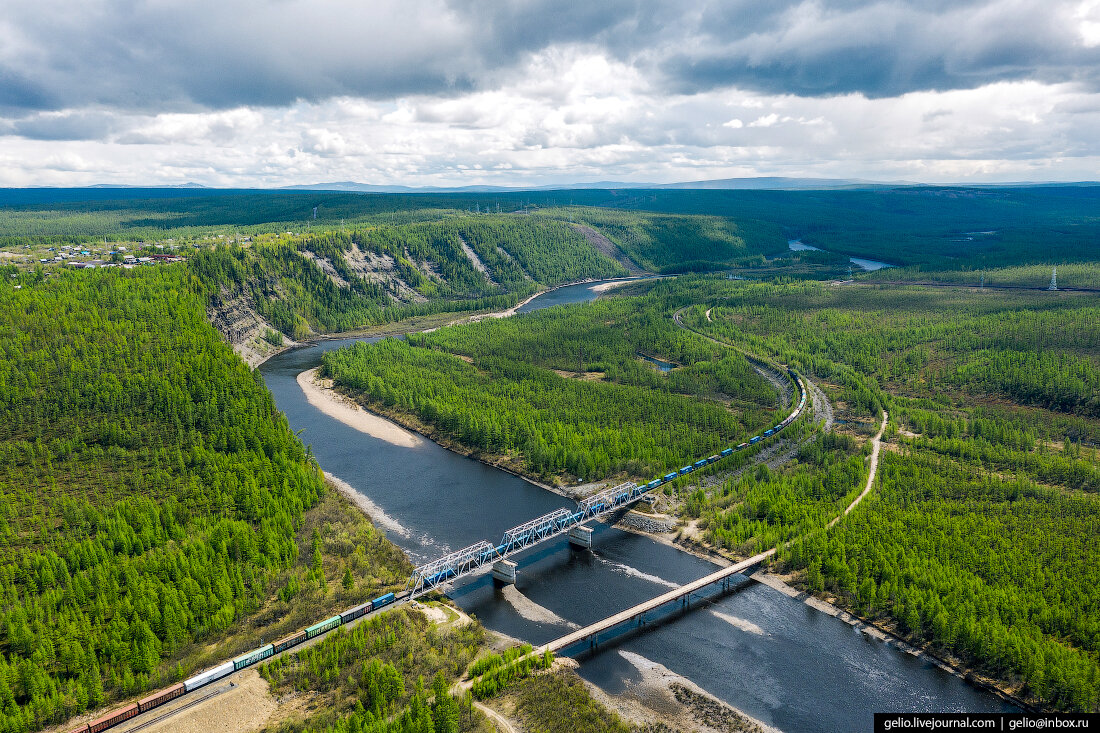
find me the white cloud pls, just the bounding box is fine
[748,114,780,128]
[1078,0,1100,46]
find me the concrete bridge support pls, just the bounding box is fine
[491,560,517,585]
[567,524,594,549]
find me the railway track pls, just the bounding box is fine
[117,682,235,732]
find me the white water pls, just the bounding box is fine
[708,609,767,636]
[596,555,679,589]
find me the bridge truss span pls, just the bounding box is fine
[501,507,574,550]
[578,482,639,518]
[409,541,497,594]
[406,367,808,599]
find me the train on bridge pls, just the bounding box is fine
[408,370,808,597]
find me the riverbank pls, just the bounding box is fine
[246,277,652,370]
[298,365,589,500]
[298,368,423,448]
[751,570,1035,713]
[588,651,779,733]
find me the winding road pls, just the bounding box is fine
[830,410,888,527]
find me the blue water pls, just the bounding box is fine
[788,239,895,271]
[788,240,822,252]
[638,352,675,372]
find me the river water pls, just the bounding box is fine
[259,281,1015,732]
[788,240,894,272]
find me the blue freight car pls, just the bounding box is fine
[663,472,677,482]
[646,479,661,489]
[750,436,762,444]
[372,592,396,609]
[721,448,733,457]
[679,466,693,475]
[693,459,708,469]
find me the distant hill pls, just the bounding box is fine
[280,176,913,193]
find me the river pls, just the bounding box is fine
[788,240,895,271]
[259,282,1015,732]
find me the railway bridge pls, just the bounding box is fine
[406,372,807,598]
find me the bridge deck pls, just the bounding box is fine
[541,548,776,653]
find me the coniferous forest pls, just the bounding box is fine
[0,188,1098,732]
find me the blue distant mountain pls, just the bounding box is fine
[277,177,916,193]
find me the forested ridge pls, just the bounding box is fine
[188,216,626,342]
[0,267,412,733]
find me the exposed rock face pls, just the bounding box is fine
[570,223,648,275]
[206,289,295,368]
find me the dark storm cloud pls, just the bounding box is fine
[10,112,118,141]
[0,0,1096,116]
[663,1,1100,98]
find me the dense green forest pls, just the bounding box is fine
[259,608,487,733]
[540,207,779,272]
[0,267,413,733]
[5,184,1094,275]
[663,274,1100,711]
[322,296,778,483]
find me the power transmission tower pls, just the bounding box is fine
[1048,267,1058,291]
[980,273,984,289]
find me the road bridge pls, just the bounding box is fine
[541,548,776,653]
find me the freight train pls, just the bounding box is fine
[661,371,806,481]
[420,372,810,590]
[66,592,398,733]
[67,372,809,733]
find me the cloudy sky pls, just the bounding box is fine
[2,0,1099,187]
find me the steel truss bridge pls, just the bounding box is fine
[407,481,644,597]
[406,373,808,599]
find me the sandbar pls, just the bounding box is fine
[297,367,423,449]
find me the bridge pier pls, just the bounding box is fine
[567,524,594,549]
[491,560,517,585]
